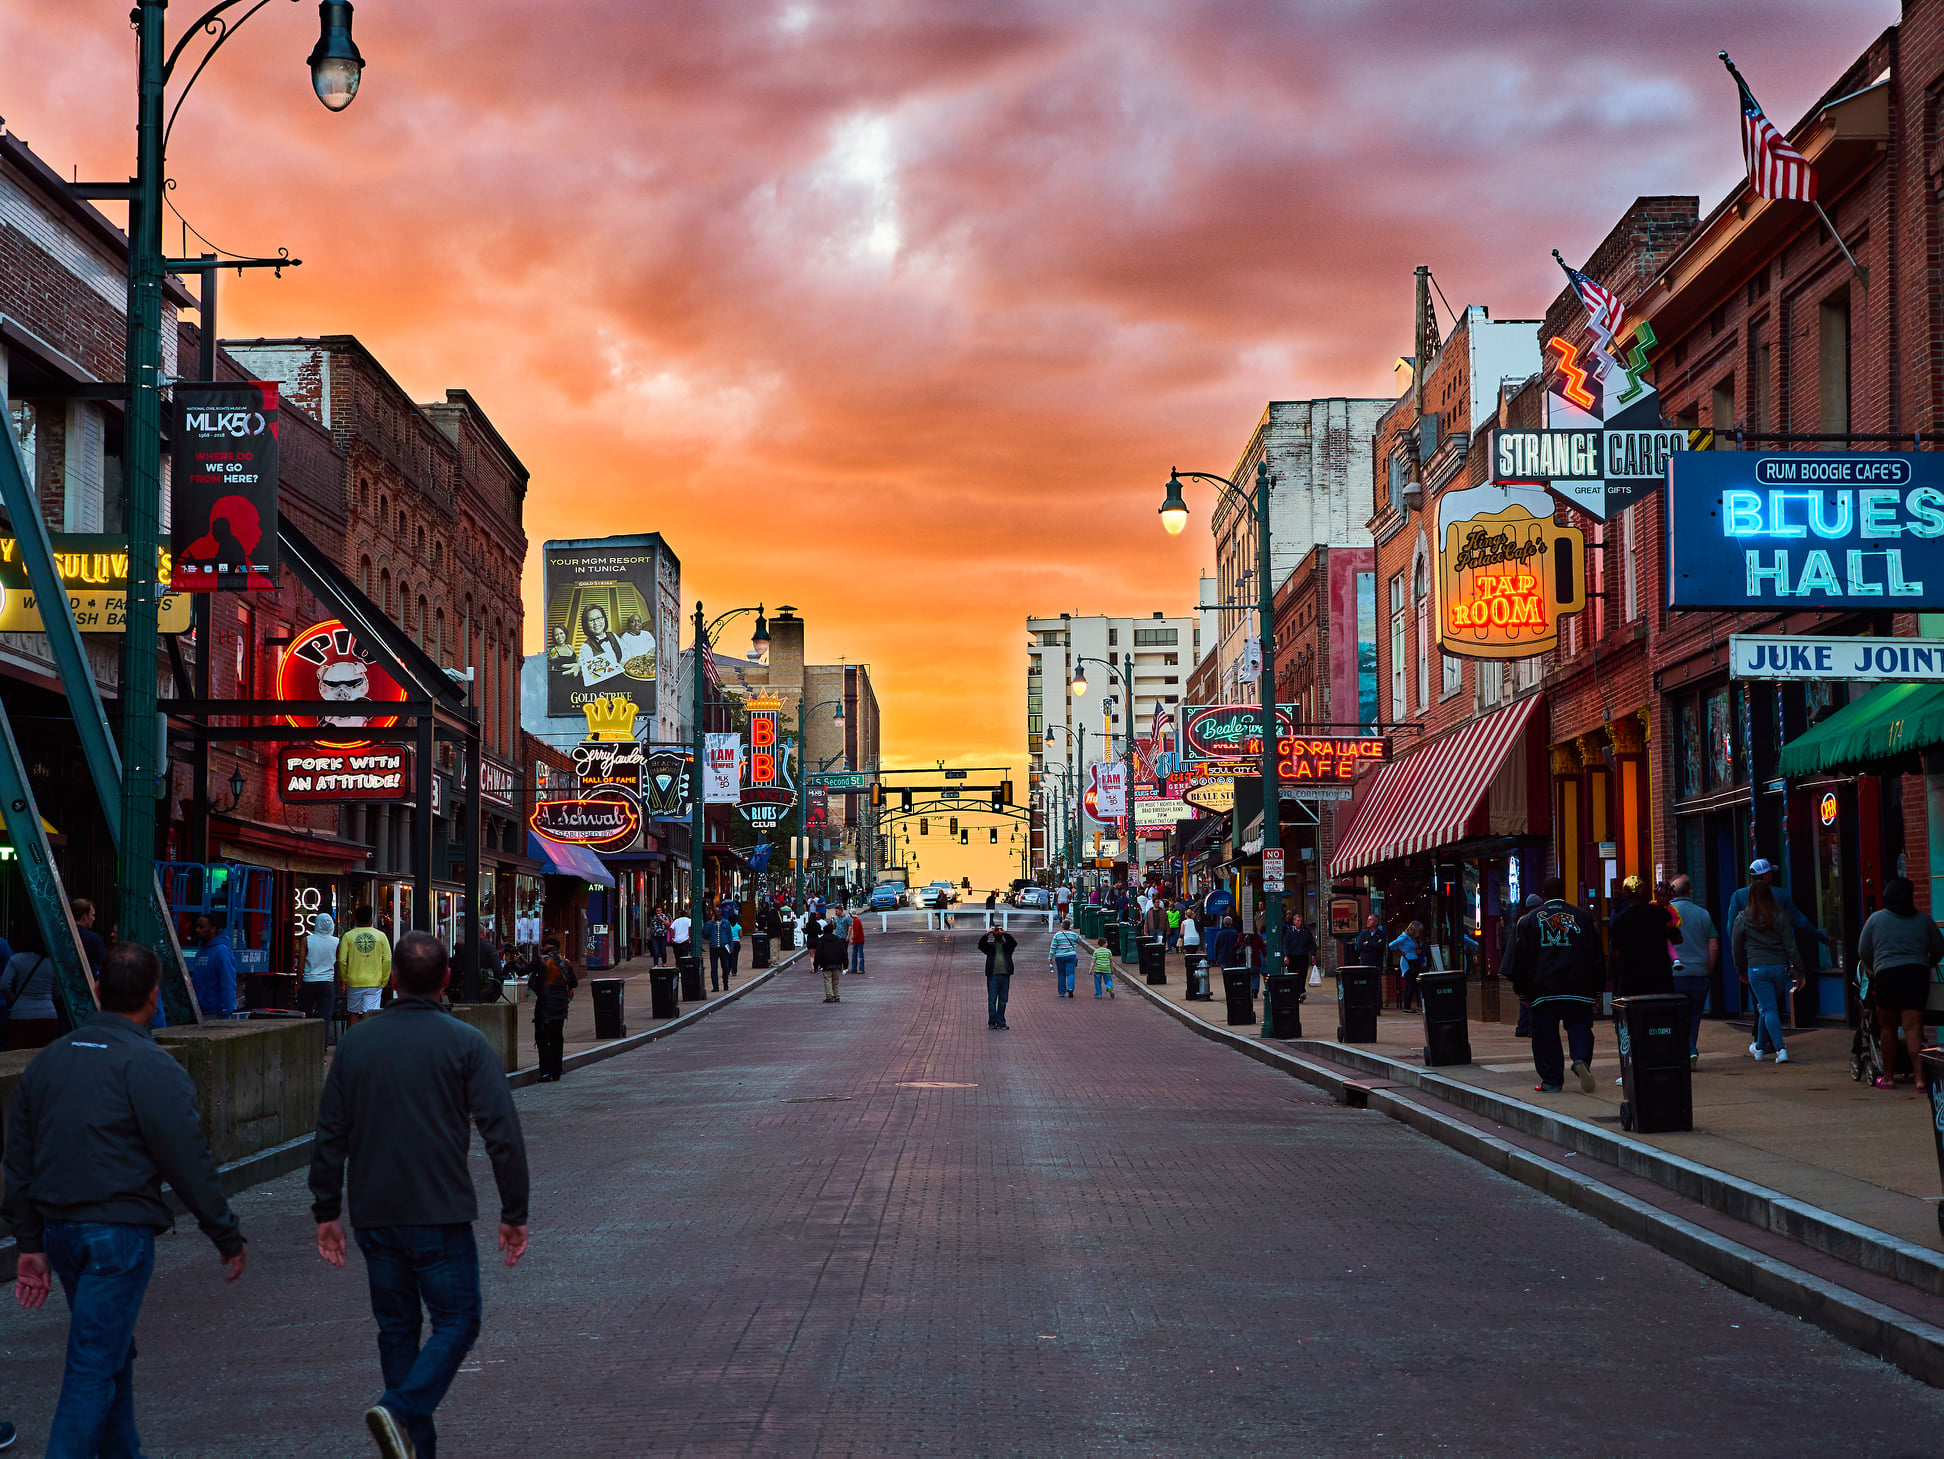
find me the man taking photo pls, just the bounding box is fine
[310,931,530,1459]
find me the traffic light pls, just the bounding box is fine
[871,783,883,807]
[919,818,928,836]
[989,828,998,844]
[960,829,969,845]
[901,789,913,810]
[949,817,958,836]
[993,780,1012,811]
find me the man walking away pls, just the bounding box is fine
[815,919,847,1003]
[7,943,245,1457]
[527,936,577,1083]
[303,912,341,1023]
[70,898,105,975]
[1049,919,1085,998]
[1504,877,1604,1094]
[848,910,867,973]
[1668,876,1718,1068]
[337,906,392,1026]
[979,925,1017,1027]
[311,931,529,1459]
[188,913,239,1019]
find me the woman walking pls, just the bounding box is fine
[527,935,577,1082]
[1049,919,1086,998]
[1731,881,1804,1064]
[648,903,670,967]
[1857,875,1943,1089]
[1389,921,1427,1012]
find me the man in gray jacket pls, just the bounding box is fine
[5,942,246,1456]
[310,930,529,1459]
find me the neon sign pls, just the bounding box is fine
[1437,482,1585,660]
[276,619,407,748]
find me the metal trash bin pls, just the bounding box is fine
[1221,966,1254,1026]
[591,977,626,1039]
[1183,952,1209,1000]
[1264,973,1303,1039]
[1335,964,1380,1043]
[751,933,772,969]
[677,951,704,1001]
[648,968,680,1020]
[1923,1050,1944,1240]
[1140,940,1167,986]
[779,922,797,950]
[1418,969,1471,1066]
[1613,992,1694,1133]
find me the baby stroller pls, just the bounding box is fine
[1848,953,1917,1085]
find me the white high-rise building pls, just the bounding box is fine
[1026,610,1199,876]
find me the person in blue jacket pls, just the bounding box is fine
[1389,920,1427,1012]
[188,913,238,1017]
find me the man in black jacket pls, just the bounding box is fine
[311,931,530,1459]
[1502,876,1606,1094]
[978,927,1018,1028]
[5,942,245,1457]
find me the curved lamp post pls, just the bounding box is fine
[1069,656,1138,894]
[112,0,366,960]
[1158,460,1287,1027]
[1043,722,1082,874]
[690,602,769,928]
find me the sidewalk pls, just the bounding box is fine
[1112,948,1944,1252]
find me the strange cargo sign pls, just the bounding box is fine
[1667,453,1944,610]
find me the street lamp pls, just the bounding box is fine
[1045,722,1083,874]
[691,602,768,933]
[794,697,847,910]
[107,0,366,964]
[1158,458,1286,1031]
[1072,655,1136,894]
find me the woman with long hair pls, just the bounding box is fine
[1731,881,1803,1063]
[1389,920,1427,1012]
[1857,876,1944,1090]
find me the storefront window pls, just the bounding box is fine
[1678,698,1702,799]
[1706,688,1736,791]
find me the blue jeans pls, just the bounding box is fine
[355,1224,483,1459]
[987,974,1011,1025]
[650,935,667,965]
[1672,973,1711,1056]
[1530,1002,1595,1090]
[1746,964,1793,1054]
[849,943,866,972]
[44,1221,156,1459]
[1094,963,1114,996]
[1055,955,1076,995]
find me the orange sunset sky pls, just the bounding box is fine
[3,0,1886,780]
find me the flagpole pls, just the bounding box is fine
[1721,51,1866,286]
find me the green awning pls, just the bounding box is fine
[1777,682,1944,778]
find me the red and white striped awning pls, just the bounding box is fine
[1332,696,1543,877]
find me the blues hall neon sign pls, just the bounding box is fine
[1667,453,1944,610]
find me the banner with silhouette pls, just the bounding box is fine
[169,382,279,592]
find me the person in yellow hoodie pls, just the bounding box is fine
[336,905,392,1025]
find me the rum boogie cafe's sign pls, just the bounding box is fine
[1668,453,1944,610]
[1729,635,1944,682]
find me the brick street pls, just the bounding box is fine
[6,928,1943,1456]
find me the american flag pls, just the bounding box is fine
[1553,252,1623,337]
[1723,53,1816,202]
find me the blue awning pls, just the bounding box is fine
[527,832,616,888]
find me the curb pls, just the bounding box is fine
[1107,951,1944,1387]
[0,948,809,1282]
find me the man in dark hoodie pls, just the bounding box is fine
[1503,876,1606,1095]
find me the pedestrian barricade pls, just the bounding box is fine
[1221,966,1254,1026]
[1613,993,1694,1133]
[751,933,771,969]
[1335,964,1380,1043]
[1264,973,1302,1038]
[1418,969,1471,1066]
[1139,940,1166,986]
[1183,952,1210,1000]
[676,950,704,1002]
[591,977,626,1039]
[648,967,680,1020]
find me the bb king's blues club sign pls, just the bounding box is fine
[1668,453,1944,610]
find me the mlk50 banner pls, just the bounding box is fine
[170,382,278,592]
[703,732,741,803]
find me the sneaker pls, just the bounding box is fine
[1691,1052,1700,1069]
[365,1405,415,1459]
[0,1420,15,1449]
[1774,1049,1790,1064]
[1749,1042,1765,1061]
[1571,1060,1595,1094]
[1534,1083,1562,1093]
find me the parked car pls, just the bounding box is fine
[869,885,901,911]
[927,880,958,905]
[1017,887,1052,910]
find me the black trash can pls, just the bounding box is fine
[1613,992,1695,1133]
[1140,940,1167,986]
[1923,1050,1944,1240]
[1264,973,1303,1039]
[1183,952,1209,1000]
[779,922,797,951]
[1336,964,1380,1043]
[751,932,772,969]
[1221,966,1255,1026]
[591,977,626,1039]
[1418,969,1471,1066]
[648,967,680,1020]
[677,951,704,1001]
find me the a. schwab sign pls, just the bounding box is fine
[1668,452,1944,610]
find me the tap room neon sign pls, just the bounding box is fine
[1667,453,1944,610]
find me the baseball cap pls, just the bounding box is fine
[1749,858,1775,876]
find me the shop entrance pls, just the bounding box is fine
[1679,808,1750,1018]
